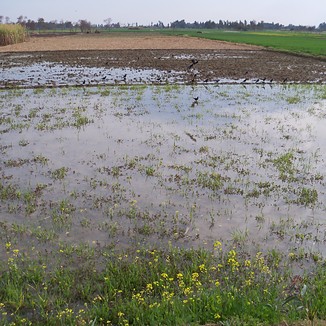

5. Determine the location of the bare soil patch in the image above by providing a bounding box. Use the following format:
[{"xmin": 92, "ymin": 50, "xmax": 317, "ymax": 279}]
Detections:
[{"xmin": 0, "ymin": 33, "xmax": 260, "ymax": 51}]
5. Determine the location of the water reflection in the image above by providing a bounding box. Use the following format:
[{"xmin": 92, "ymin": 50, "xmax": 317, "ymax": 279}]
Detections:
[{"xmin": 0, "ymin": 84, "xmax": 325, "ymax": 256}]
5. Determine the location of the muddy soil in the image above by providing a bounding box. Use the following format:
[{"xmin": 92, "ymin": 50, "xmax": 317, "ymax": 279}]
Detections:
[{"xmin": 0, "ymin": 34, "xmax": 326, "ymax": 86}]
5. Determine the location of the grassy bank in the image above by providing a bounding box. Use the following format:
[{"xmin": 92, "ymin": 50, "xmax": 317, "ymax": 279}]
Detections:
[
  {"xmin": 1, "ymin": 239, "xmax": 325, "ymax": 325},
  {"xmin": 161, "ymin": 29, "xmax": 326, "ymax": 56},
  {"xmin": 0, "ymin": 24, "xmax": 28, "ymax": 46}
]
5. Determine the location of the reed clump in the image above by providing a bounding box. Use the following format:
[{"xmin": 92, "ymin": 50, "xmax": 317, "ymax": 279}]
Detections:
[{"xmin": 0, "ymin": 24, "xmax": 28, "ymax": 46}]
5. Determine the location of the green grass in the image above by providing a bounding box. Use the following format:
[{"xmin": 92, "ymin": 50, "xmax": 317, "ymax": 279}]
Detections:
[
  {"xmin": 0, "ymin": 239, "xmax": 326, "ymax": 325},
  {"xmin": 0, "ymin": 24, "xmax": 28, "ymax": 46},
  {"xmin": 161, "ymin": 29, "xmax": 326, "ymax": 56}
]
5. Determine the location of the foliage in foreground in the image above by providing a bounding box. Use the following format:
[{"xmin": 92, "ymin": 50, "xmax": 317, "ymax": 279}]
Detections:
[
  {"xmin": 0, "ymin": 24, "xmax": 28, "ymax": 46},
  {"xmin": 0, "ymin": 240, "xmax": 325, "ymax": 325}
]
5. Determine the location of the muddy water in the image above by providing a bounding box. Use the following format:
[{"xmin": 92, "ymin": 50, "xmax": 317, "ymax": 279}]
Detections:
[
  {"xmin": 0, "ymin": 84, "xmax": 325, "ymax": 256},
  {"xmin": 0, "ymin": 62, "xmax": 188, "ymax": 87}
]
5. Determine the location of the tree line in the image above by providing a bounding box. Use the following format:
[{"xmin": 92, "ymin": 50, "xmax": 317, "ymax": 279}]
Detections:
[
  {"xmin": 170, "ymin": 19, "xmax": 325, "ymax": 31},
  {"xmin": 0, "ymin": 15, "xmax": 326, "ymax": 32},
  {"xmin": 0, "ymin": 16, "xmax": 120, "ymax": 32}
]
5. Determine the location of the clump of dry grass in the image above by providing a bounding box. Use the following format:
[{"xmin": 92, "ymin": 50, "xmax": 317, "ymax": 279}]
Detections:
[{"xmin": 0, "ymin": 24, "xmax": 28, "ymax": 46}]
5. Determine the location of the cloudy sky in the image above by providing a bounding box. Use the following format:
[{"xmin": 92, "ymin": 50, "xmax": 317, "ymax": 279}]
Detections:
[{"xmin": 2, "ymin": 0, "xmax": 325, "ymax": 27}]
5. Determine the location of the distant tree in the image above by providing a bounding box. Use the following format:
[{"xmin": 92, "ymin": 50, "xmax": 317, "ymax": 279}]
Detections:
[
  {"xmin": 157, "ymin": 20, "xmax": 164, "ymax": 28},
  {"xmin": 78, "ymin": 19, "xmax": 91, "ymax": 33},
  {"xmin": 218, "ymin": 20, "xmax": 224, "ymax": 28},
  {"xmin": 26, "ymin": 19, "xmax": 36, "ymax": 30},
  {"xmin": 17, "ymin": 15, "xmax": 25, "ymax": 24},
  {"xmin": 5, "ymin": 16, "xmax": 10, "ymax": 24},
  {"xmin": 318, "ymin": 22, "xmax": 326, "ymax": 31},
  {"xmin": 0, "ymin": 16, "xmax": 3, "ymax": 24},
  {"xmin": 65, "ymin": 21, "xmax": 73, "ymax": 31},
  {"xmin": 104, "ymin": 17, "xmax": 112, "ymax": 30},
  {"xmin": 170, "ymin": 19, "xmax": 186, "ymax": 29},
  {"xmin": 37, "ymin": 17, "xmax": 45, "ymax": 30},
  {"xmin": 193, "ymin": 21, "xmax": 199, "ymax": 28},
  {"xmin": 204, "ymin": 20, "xmax": 216, "ymax": 29},
  {"xmin": 49, "ymin": 20, "xmax": 58, "ymax": 30}
]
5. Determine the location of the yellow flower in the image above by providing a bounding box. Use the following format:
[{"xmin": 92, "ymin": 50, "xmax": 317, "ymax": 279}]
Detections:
[
  {"xmin": 178, "ymin": 280, "xmax": 185, "ymax": 288},
  {"xmin": 214, "ymin": 313, "xmax": 221, "ymax": 319},
  {"xmin": 132, "ymin": 292, "xmax": 145, "ymax": 304},
  {"xmin": 199, "ymin": 264, "xmax": 207, "ymax": 273},
  {"xmin": 117, "ymin": 311, "xmax": 124, "ymax": 318},
  {"xmin": 191, "ymin": 272, "xmax": 199, "ymax": 281},
  {"xmin": 184, "ymin": 287, "xmax": 193, "ymax": 296},
  {"xmin": 146, "ymin": 283, "xmax": 153, "ymax": 292},
  {"xmin": 227, "ymin": 250, "xmax": 240, "ymax": 272},
  {"xmin": 245, "ymin": 279, "xmax": 252, "ymax": 286},
  {"xmin": 12, "ymin": 249, "xmax": 19, "ymax": 256},
  {"xmin": 244, "ymin": 259, "xmax": 251, "ymax": 267},
  {"xmin": 162, "ymin": 291, "xmax": 174, "ymax": 301},
  {"xmin": 176, "ymin": 273, "xmax": 183, "ymax": 279},
  {"xmin": 213, "ymin": 240, "xmax": 222, "ymax": 249},
  {"xmin": 215, "ymin": 280, "xmax": 220, "ymax": 287},
  {"xmin": 130, "ymin": 199, "xmax": 137, "ymax": 206}
]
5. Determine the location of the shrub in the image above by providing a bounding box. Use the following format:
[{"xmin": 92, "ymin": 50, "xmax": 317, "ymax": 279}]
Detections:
[{"xmin": 0, "ymin": 24, "xmax": 28, "ymax": 46}]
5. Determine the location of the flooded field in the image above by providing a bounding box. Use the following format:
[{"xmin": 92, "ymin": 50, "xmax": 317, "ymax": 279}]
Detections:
[{"xmin": 1, "ymin": 83, "xmax": 326, "ymax": 259}]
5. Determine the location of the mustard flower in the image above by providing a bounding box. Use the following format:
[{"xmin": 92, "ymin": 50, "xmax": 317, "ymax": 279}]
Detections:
[
  {"xmin": 199, "ymin": 263, "xmax": 207, "ymax": 273},
  {"xmin": 213, "ymin": 240, "xmax": 222, "ymax": 249}
]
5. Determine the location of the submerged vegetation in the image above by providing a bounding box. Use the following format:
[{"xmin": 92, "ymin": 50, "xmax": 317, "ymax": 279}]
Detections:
[
  {"xmin": 0, "ymin": 84, "xmax": 326, "ymax": 324},
  {"xmin": 0, "ymin": 24, "xmax": 28, "ymax": 46}
]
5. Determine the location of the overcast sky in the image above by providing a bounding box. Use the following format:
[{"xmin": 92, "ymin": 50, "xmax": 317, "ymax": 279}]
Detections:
[{"xmin": 2, "ymin": 0, "xmax": 325, "ymax": 27}]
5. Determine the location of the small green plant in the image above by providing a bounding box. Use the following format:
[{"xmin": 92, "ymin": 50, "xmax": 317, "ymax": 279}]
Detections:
[
  {"xmin": 72, "ymin": 107, "xmax": 93, "ymax": 128},
  {"xmin": 51, "ymin": 167, "xmax": 68, "ymax": 180},
  {"xmin": 145, "ymin": 166, "xmax": 155, "ymax": 176},
  {"xmin": 273, "ymin": 151, "xmax": 297, "ymax": 181},
  {"xmin": 286, "ymin": 96, "xmax": 301, "ymax": 104},
  {"xmin": 32, "ymin": 154, "xmax": 49, "ymax": 165},
  {"xmin": 52, "ymin": 199, "xmax": 75, "ymax": 227},
  {"xmin": 197, "ymin": 171, "xmax": 224, "ymax": 191},
  {"xmin": 297, "ymin": 187, "xmax": 318, "ymax": 207},
  {"xmin": 18, "ymin": 139, "xmax": 29, "ymax": 147}
]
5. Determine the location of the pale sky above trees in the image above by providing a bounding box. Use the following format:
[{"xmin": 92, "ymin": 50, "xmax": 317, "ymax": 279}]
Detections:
[{"xmin": 2, "ymin": 0, "xmax": 325, "ymax": 26}]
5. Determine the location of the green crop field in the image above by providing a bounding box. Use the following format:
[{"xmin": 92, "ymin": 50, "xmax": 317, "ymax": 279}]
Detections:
[{"xmin": 161, "ymin": 29, "xmax": 326, "ymax": 56}]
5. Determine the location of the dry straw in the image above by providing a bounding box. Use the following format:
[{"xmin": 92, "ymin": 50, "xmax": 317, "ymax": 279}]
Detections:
[{"xmin": 0, "ymin": 24, "xmax": 28, "ymax": 46}]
